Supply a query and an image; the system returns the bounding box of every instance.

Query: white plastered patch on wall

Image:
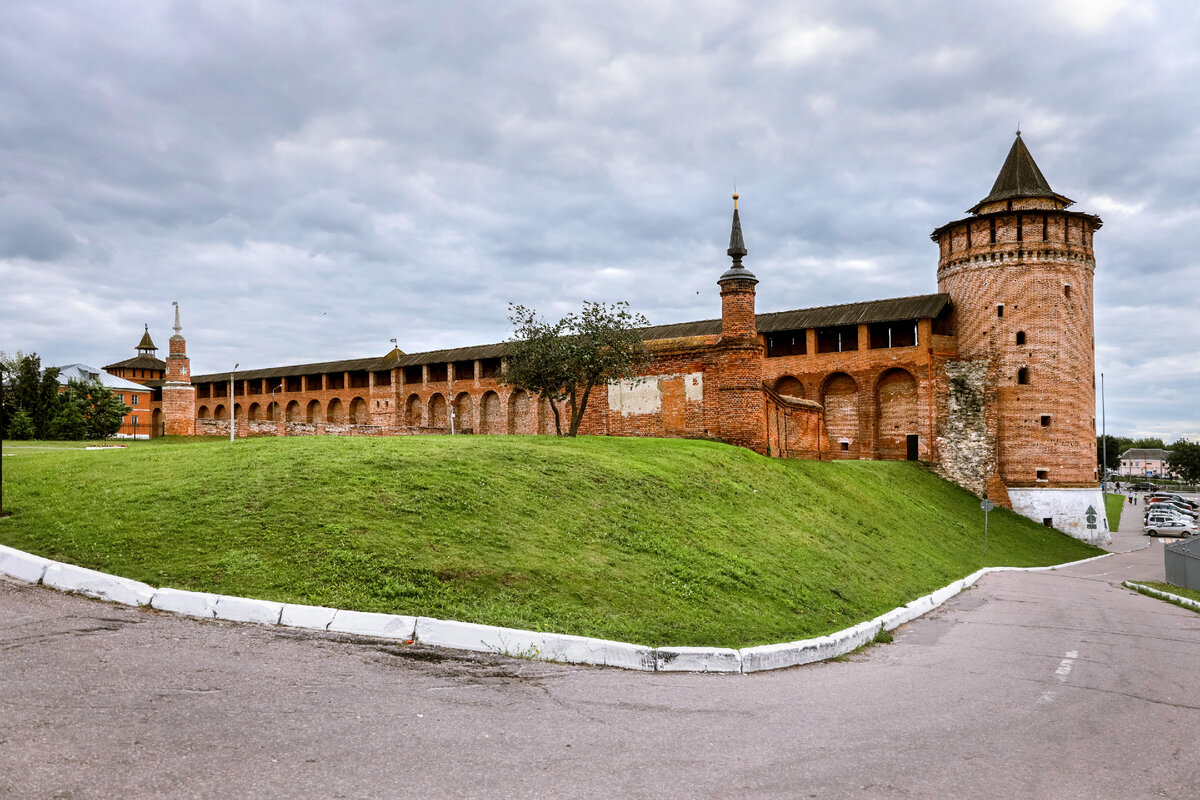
[608,372,703,416]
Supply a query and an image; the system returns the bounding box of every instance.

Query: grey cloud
[0,195,78,261]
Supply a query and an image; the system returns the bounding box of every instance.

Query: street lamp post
[229,363,239,443]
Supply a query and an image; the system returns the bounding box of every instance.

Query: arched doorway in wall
[774,375,805,398]
[151,408,162,436]
[820,372,859,456]
[326,398,345,424]
[429,393,447,428]
[247,403,261,421]
[875,368,919,460]
[454,392,473,432]
[306,399,321,423]
[538,396,557,435]
[507,389,534,435]
[285,400,302,422]
[480,391,501,434]
[214,404,228,420]
[405,394,422,426]
[348,397,367,424]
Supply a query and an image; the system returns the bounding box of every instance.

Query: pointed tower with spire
[161,301,196,436]
[931,133,1106,543]
[716,193,767,453]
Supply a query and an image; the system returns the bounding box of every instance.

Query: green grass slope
[0,436,1100,648]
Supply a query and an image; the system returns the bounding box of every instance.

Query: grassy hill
[0,435,1100,648]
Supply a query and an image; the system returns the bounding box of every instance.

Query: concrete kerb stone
[0,543,1119,673]
[1124,581,1200,611]
[0,543,52,584]
[150,587,219,618]
[42,562,155,607]
[415,617,656,671]
[655,646,741,673]
[212,595,284,625]
[281,603,339,631]
[328,609,416,640]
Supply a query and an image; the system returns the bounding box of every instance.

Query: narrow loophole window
[1040,415,1051,427]
[1064,284,1072,298]
[997,304,1004,318]
[1017,367,1029,385]
[1036,469,1049,481]
[1016,331,1026,345]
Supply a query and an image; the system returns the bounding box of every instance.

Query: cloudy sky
[1,0,1197,441]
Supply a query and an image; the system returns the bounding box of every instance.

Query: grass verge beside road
[1130,581,1200,613]
[1105,492,1124,533]
[1,436,1101,648]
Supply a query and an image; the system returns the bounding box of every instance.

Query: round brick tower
[932,133,1106,543]
[717,194,766,453]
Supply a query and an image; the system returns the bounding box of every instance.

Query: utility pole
[1101,372,1107,494]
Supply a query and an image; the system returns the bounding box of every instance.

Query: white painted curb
[1124,581,1200,611]
[150,587,219,618]
[42,562,155,607]
[0,545,1114,673]
[0,544,52,584]
[328,609,416,640]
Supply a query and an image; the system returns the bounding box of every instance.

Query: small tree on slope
[503,301,650,437]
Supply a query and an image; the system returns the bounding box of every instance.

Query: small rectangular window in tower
[990,217,996,243]
[1063,284,1071,299]
[1017,367,1029,385]
[1016,214,1023,242]
[1043,517,1054,527]
[996,304,1004,318]
[1016,331,1026,345]
[840,440,850,452]
[1040,415,1051,427]
[1036,469,1049,481]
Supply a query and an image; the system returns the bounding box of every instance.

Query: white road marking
[1055,650,1078,681]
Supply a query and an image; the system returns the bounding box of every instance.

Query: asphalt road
[2,507,1198,799]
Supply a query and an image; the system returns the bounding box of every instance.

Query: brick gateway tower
[932,133,1106,543]
[161,301,196,436]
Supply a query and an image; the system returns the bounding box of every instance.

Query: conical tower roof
[136,324,157,353]
[719,193,757,284]
[970,133,1073,213]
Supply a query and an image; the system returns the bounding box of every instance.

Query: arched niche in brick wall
[508,389,535,435]
[820,373,859,455]
[247,402,262,421]
[480,391,502,435]
[285,400,302,422]
[213,404,228,421]
[197,405,210,419]
[874,368,918,460]
[538,396,557,435]
[348,397,367,424]
[454,392,473,430]
[327,398,345,424]
[305,399,321,423]
[405,394,422,427]
[774,375,805,398]
[429,393,448,429]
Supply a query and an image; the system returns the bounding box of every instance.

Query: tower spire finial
[727,193,747,267]
[172,301,181,334]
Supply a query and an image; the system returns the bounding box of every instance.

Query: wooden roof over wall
[192,293,950,383]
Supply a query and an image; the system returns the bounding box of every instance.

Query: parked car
[1144,518,1197,537]
[1147,501,1198,519]
[1147,494,1199,510]
[1130,483,1159,492]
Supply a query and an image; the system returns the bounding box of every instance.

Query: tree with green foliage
[0,352,63,439]
[48,398,88,440]
[1096,435,1123,472]
[1167,438,1200,483]
[503,301,650,437]
[61,379,130,440]
[7,409,35,440]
